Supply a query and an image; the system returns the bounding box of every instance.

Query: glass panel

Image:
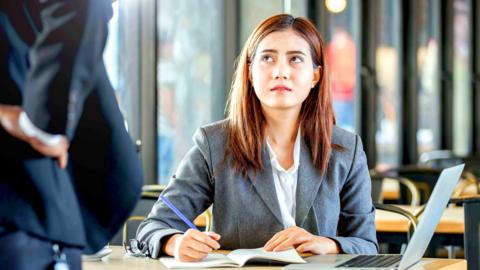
[324,1,361,132]
[104,1,119,94]
[156,0,225,184]
[417,0,441,156]
[375,0,401,170]
[290,0,308,18]
[239,0,308,46]
[240,0,282,46]
[104,0,141,140]
[453,0,472,156]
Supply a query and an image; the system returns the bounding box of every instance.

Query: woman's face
[250,29,319,112]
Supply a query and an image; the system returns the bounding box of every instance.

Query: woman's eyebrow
[260,49,278,54]
[286,50,306,56]
[260,49,306,56]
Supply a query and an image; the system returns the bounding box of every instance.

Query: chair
[380,165,443,205]
[419,150,480,174]
[370,172,421,254]
[452,171,479,198]
[123,216,146,244]
[118,190,163,244]
[142,184,167,196]
[419,150,480,195]
[462,156,480,178]
[370,173,421,206]
[120,187,212,244]
[418,150,458,166]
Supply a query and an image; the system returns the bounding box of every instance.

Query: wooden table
[382,178,401,200]
[381,178,478,201]
[83,246,466,270]
[375,205,464,234]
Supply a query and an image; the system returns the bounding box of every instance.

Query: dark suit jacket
[0,0,143,253]
[137,120,378,258]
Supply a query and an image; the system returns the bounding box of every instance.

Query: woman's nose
[272,61,290,80]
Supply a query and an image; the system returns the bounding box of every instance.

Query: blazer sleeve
[330,135,379,254]
[136,128,214,258]
[22,0,112,136]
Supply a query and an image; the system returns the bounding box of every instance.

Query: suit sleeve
[136,128,214,258]
[23,0,112,136]
[330,135,379,254]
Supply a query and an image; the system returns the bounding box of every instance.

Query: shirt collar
[266,128,301,173]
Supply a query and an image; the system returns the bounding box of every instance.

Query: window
[375,0,401,170]
[323,1,361,132]
[104,0,141,141]
[453,0,472,155]
[417,0,441,156]
[239,0,308,45]
[156,0,226,184]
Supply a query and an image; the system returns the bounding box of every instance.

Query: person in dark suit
[0,1,143,269]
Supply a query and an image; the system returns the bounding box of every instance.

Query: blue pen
[160,195,199,230]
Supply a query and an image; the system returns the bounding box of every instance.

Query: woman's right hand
[163,229,221,262]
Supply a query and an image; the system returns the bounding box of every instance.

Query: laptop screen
[398,164,464,270]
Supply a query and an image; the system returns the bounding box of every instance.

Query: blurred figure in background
[326,27,356,131]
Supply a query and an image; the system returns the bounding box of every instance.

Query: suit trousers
[0,227,82,270]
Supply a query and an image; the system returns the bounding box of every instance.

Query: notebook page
[160,253,238,268]
[227,248,306,267]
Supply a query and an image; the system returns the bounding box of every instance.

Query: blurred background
[103,0,479,185]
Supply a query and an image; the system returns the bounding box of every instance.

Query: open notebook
[160,247,306,268]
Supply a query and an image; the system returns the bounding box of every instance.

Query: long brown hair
[225,14,338,178]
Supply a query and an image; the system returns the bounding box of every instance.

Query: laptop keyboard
[336,255,402,268]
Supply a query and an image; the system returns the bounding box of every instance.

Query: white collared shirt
[265,129,301,228]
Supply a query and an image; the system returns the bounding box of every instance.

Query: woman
[137,14,377,262]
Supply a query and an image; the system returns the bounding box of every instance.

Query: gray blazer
[137,120,378,258]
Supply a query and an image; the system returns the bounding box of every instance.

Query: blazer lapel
[247,145,284,226]
[295,140,326,226]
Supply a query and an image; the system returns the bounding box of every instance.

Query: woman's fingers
[264,227,296,251]
[272,236,308,251]
[189,239,213,253]
[265,227,313,251]
[206,231,221,241]
[296,242,312,253]
[178,248,207,262]
[296,236,340,255]
[191,231,221,250]
[264,231,283,250]
[265,233,289,251]
[174,230,222,262]
[273,237,296,251]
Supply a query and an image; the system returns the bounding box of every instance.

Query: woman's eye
[261,55,274,62]
[291,56,304,63]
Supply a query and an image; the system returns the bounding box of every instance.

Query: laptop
[284,164,465,270]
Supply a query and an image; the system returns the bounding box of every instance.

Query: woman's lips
[271,85,292,91]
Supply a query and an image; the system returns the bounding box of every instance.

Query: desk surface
[375,205,464,234]
[83,246,466,270]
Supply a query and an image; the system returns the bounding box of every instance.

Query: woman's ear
[311,66,321,88]
[248,63,253,83]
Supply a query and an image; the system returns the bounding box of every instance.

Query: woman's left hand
[263,226,340,255]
